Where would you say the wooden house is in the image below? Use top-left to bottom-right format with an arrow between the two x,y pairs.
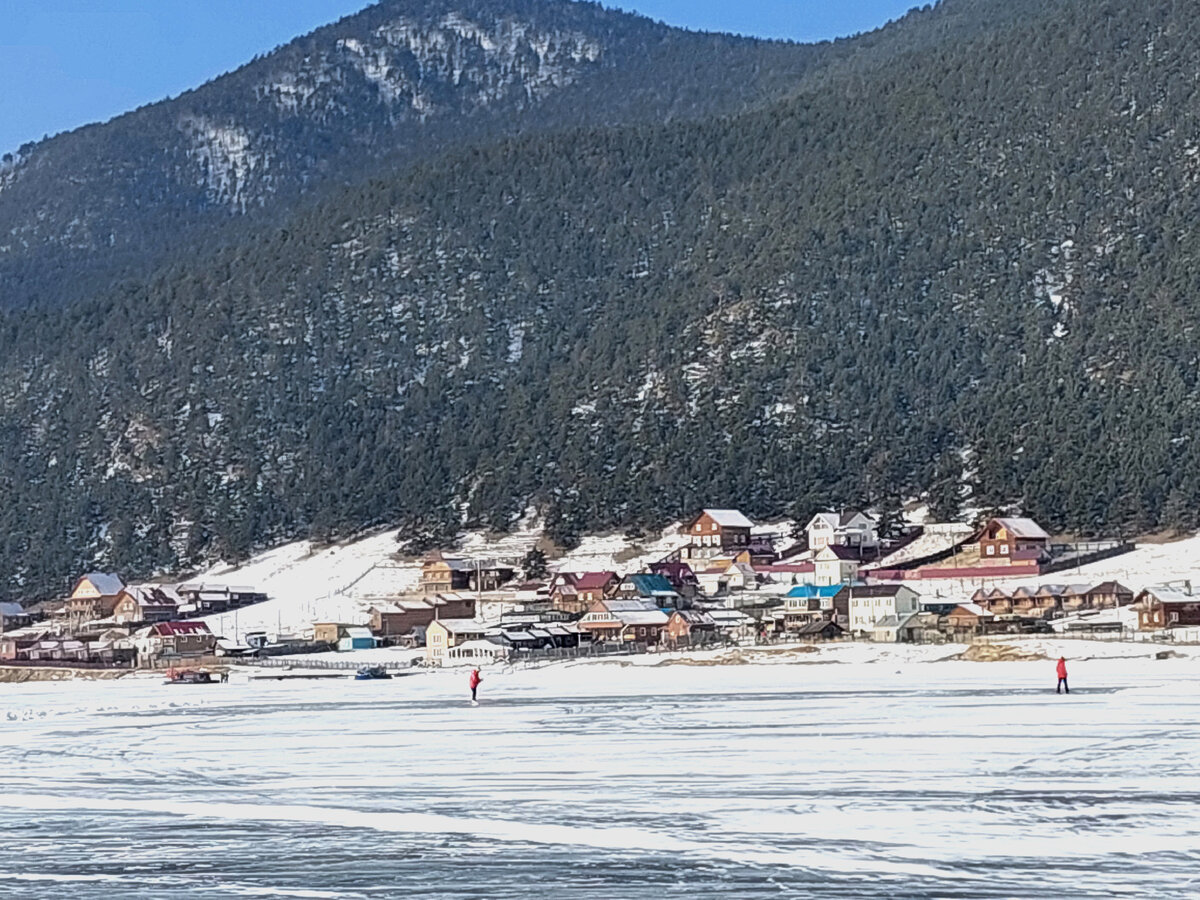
617,573 -> 680,606
795,617 -> 845,641
578,598 -> 669,644
421,552 -> 472,594
665,609 -> 718,646
944,603 -> 995,633
972,587 -> 1012,614
547,571 -> 619,614
65,573 -> 125,622
1134,587 -> 1200,630
648,561 -> 700,598
136,621 -> 216,661
112,585 -> 181,625
1087,581 -> 1134,610
368,595 -> 476,639
978,518 -> 1051,562
681,509 -> 755,553
176,582 -> 267,614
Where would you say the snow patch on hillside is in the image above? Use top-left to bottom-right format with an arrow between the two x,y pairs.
179,117 -> 267,208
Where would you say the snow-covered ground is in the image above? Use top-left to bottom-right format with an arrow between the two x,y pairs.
2,650 -> 1198,897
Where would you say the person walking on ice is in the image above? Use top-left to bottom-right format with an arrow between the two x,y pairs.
1056,656 -> 1069,694
469,667 -> 482,704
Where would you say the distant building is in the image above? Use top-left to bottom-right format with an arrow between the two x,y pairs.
1134,586 -> 1200,630
547,571 -> 619,614
617,573 -> 681,606
368,595 -> 476,640
806,511 -> 879,552
814,545 -> 860,586
425,618 -> 490,664
665,609 -> 718,646
65,573 -> 125,622
944,603 -> 995,634
136,621 -> 216,662
175,583 -> 267,614
0,601 -> 31,633
845,584 -> 920,633
421,553 -> 514,594
112,585 -> 182,625
978,517 -> 1051,562
578,598 -> 669,644
680,509 -> 755,554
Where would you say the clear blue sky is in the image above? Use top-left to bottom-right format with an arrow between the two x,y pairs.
0,0 -> 919,155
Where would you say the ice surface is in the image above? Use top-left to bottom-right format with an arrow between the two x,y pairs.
2,648 -> 1198,897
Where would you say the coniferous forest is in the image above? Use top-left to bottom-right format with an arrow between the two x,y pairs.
2,0 -> 1200,598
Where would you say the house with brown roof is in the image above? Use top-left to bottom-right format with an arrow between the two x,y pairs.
1133,586 -> 1200,630
944,603 -> 995,633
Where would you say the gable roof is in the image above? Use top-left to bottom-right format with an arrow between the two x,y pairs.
0,601 -> 26,617
558,571 -> 617,591
670,609 -> 716,626
76,572 -> 125,596
623,573 -> 679,596
699,509 -> 754,529
430,618 -> 489,635
949,602 -> 992,618
797,618 -> 843,635
990,517 -> 1050,540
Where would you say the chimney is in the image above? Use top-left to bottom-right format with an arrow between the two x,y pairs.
1186,580 -> 1193,598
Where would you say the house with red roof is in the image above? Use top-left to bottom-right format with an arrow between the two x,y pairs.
547,571 -> 619,614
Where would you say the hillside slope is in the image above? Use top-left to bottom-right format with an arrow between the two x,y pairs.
7,0 -> 1200,598
0,0 -> 827,311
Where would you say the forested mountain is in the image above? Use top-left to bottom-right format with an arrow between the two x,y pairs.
0,0 -> 828,311
5,0 -> 1200,598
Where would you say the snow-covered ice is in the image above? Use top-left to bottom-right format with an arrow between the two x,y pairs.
1,649 -> 1198,897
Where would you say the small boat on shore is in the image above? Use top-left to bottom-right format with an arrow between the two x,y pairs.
355,665 -> 392,681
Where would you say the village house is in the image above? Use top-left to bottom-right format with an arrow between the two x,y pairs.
978,517 -> 1051,563
814,545 -> 860,586
112,584 -> 181,625
680,509 -> 755,556
547,571 -> 619,614
846,584 -> 921,634
794,617 -> 845,641
136,621 -> 216,663
616,573 -> 681,606
0,601 -> 31,633
872,610 -> 942,643
1087,581 -> 1135,609
578,598 -> 669,644
806,511 -> 879,552
425,618 -> 490,664
944,602 -> 995,634
756,560 -> 817,585
648,561 -> 701,598
1134,586 -> 1200,630
368,594 -> 477,641
310,623 -> 376,650
65,573 -> 125,622
781,584 -> 844,632
421,553 -> 515,594
664,609 -> 718,646
176,582 -> 268,614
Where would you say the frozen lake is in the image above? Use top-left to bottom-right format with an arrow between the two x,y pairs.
2,652 -> 1199,898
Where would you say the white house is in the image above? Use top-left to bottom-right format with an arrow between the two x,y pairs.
847,585 -> 921,633
807,511 -> 879,552
814,545 -> 860,586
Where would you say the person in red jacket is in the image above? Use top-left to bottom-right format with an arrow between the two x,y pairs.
1056,657 -> 1069,694
469,668 -> 482,703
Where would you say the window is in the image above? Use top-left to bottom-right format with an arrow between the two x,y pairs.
1170,612 -> 1179,623
1000,544 -> 1010,555
985,545 -> 995,556
711,523 -> 718,531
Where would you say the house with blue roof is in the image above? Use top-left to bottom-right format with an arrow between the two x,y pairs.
617,573 -> 681,608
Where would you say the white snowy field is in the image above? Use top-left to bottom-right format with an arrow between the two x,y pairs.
2,652 -> 1198,898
